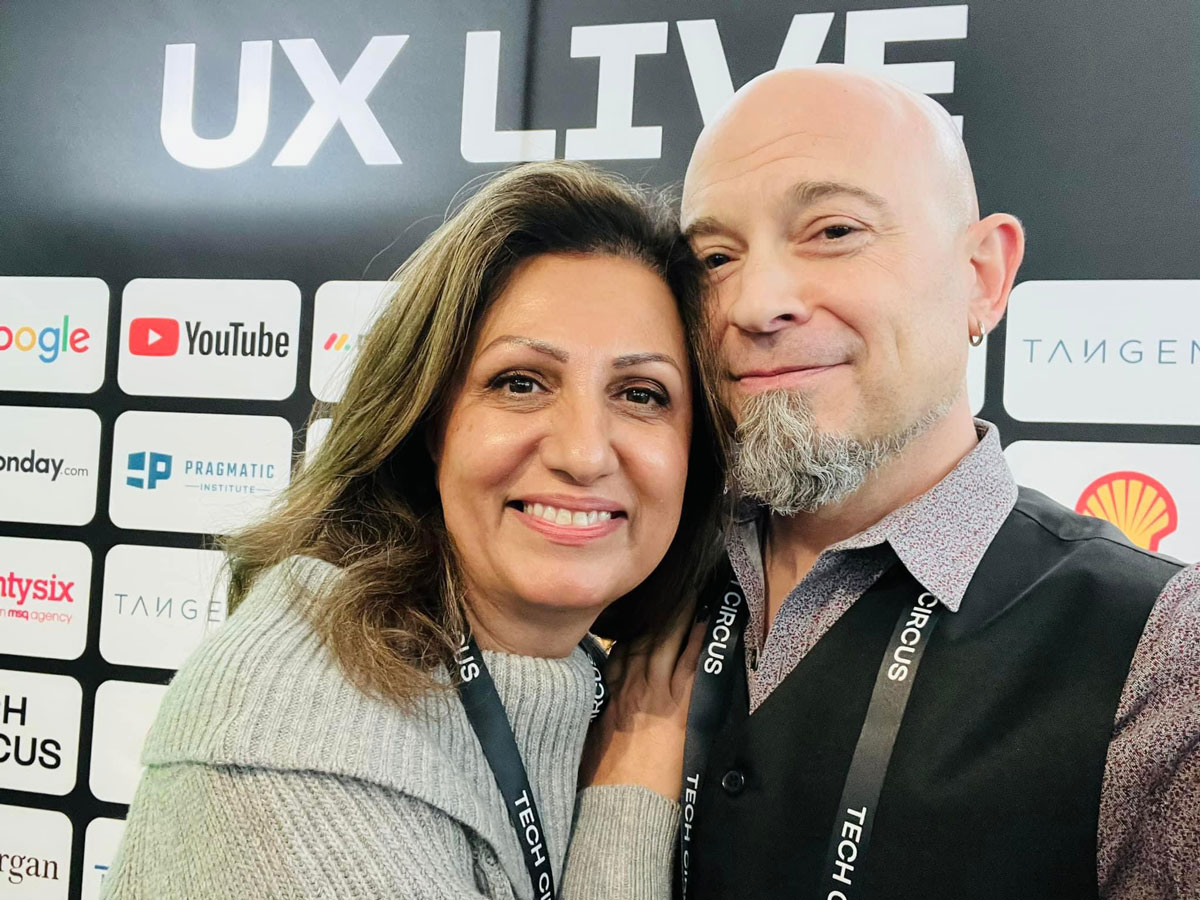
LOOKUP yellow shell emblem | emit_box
[1075,470,1178,552]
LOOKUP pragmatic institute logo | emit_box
[1075,471,1178,552]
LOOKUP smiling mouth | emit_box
[507,501,624,528]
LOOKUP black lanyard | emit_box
[678,563,942,900]
[456,633,607,900]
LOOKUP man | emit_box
[561,66,1199,899]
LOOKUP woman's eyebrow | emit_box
[480,334,569,361]
[613,352,682,374]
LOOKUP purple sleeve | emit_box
[1098,563,1200,898]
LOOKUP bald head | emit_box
[683,65,978,231]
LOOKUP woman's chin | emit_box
[517,580,628,619]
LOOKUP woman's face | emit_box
[436,251,693,622]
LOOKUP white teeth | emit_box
[519,503,618,527]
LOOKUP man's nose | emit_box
[725,249,813,336]
[539,392,619,486]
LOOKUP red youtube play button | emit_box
[129,317,180,356]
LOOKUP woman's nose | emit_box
[725,248,813,336]
[538,392,619,486]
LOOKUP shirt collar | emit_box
[733,419,1017,612]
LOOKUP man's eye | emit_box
[703,253,731,269]
[823,225,856,240]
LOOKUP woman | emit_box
[102,161,725,899]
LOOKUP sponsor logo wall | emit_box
[0,2,1195,896]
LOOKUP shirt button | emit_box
[720,769,745,795]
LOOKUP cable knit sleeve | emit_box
[101,761,522,900]
[560,785,680,900]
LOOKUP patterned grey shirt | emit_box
[726,420,1200,898]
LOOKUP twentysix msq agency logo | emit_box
[109,411,293,534]
[1006,441,1199,561]
[309,280,392,402]
[118,278,301,399]
[0,804,72,899]
[1004,280,1200,425]
[0,406,102,527]
[0,276,109,394]
[100,544,229,670]
[83,818,125,900]
[0,537,92,661]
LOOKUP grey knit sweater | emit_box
[100,555,678,900]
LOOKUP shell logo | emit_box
[1075,471,1178,552]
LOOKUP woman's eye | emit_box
[623,386,668,407]
[490,374,542,395]
[703,252,731,269]
[822,224,856,240]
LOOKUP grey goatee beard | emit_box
[731,389,954,515]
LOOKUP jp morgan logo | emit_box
[0,450,88,482]
[0,847,62,887]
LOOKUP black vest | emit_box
[687,488,1180,900]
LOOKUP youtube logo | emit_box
[128,317,179,356]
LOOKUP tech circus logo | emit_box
[1075,471,1178,552]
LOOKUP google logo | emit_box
[0,315,90,364]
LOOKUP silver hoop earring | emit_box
[969,323,987,347]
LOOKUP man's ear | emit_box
[966,212,1025,334]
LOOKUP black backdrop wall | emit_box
[1,2,1197,897]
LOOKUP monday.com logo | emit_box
[118,278,300,400]
[1004,280,1200,425]
[110,411,293,533]
[0,406,101,527]
[310,281,391,402]
[0,276,109,393]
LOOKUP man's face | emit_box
[681,78,971,451]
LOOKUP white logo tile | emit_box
[100,545,229,670]
[1005,280,1200,424]
[0,537,92,661]
[0,406,101,527]
[1006,440,1200,562]
[0,277,109,394]
[109,411,293,534]
[118,278,300,400]
[82,817,126,900]
[310,280,392,402]
[0,670,81,796]
[89,681,168,805]
[0,804,72,898]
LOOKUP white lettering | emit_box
[460,31,556,162]
[564,22,668,160]
[273,36,406,166]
